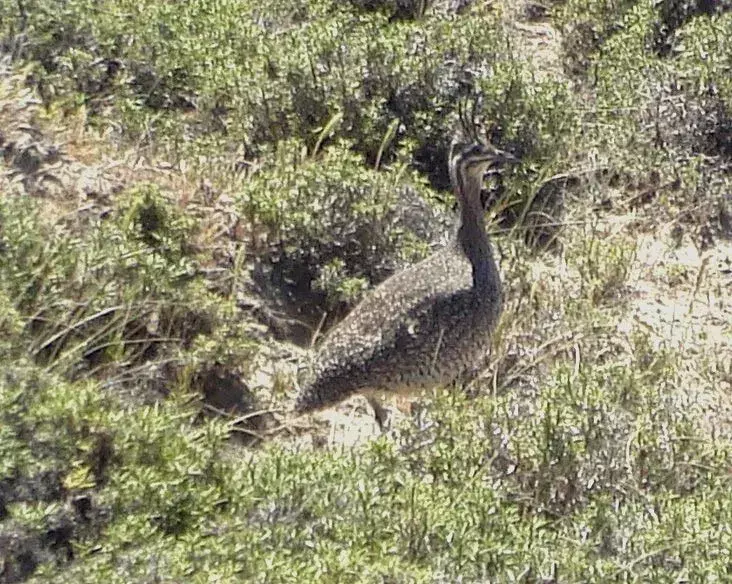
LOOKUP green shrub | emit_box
[555,0,644,78]
[549,0,730,243]
[653,0,731,56]
[346,0,431,20]
[2,0,507,164]
[0,186,216,381]
[4,341,732,583]
[238,139,444,314]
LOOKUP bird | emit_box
[294,140,516,428]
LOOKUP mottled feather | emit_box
[294,142,512,417]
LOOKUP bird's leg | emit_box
[366,396,390,432]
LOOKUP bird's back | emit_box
[295,240,502,413]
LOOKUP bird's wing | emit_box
[315,246,472,364]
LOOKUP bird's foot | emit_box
[366,397,391,432]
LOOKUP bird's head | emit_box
[448,141,517,207]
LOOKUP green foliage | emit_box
[346,0,430,21]
[3,0,587,249]
[0,186,217,381]
[555,0,645,78]
[118,184,195,258]
[239,140,439,310]
[674,12,732,113]
[2,0,732,581]
[552,0,731,232]
[3,343,732,582]
[4,0,504,163]
[557,0,732,155]
[0,364,234,576]
[478,64,578,163]
[0,288,25,361]
[653,0,730,56]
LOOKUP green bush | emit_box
[653,0,731,56]
[0,186,214,381]
[3,0,507,164]
[4,346,731,582]
[549,1,731,243]
[238,139,444,314]
[346,0,432,20]
[555,0,644,78]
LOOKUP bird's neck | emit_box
[456,175,500,293]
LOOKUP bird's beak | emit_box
[474,143,519,166]
[493,148,518,165]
